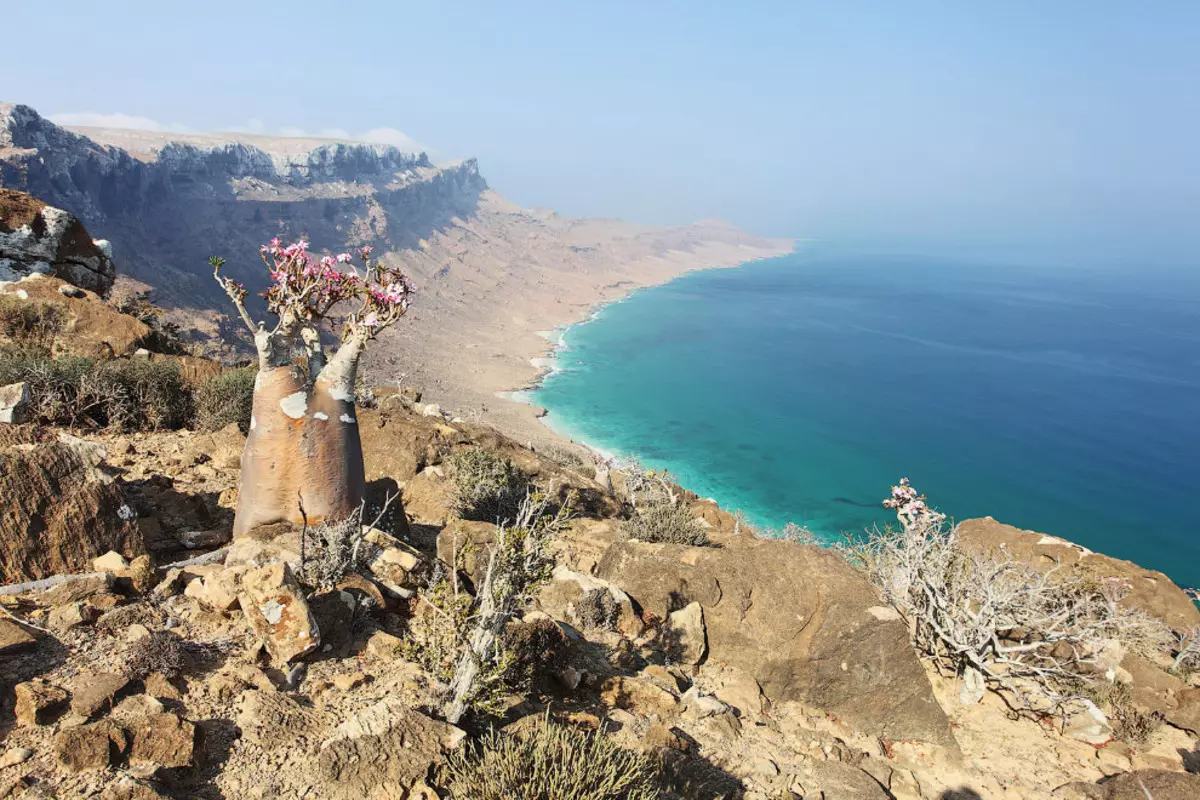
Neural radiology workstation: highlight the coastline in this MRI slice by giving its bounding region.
[497,248,795,457]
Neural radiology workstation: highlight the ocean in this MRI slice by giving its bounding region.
[530,249,1200,591]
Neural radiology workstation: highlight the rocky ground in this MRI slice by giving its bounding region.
[2,182,1199,799]
[1,394,1198,799]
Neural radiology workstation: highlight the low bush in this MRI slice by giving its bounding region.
[0,296,65,347]
[193,367,257,432]
[622,502,708,546]
[440,714,661,800]
[448,447,529,524]
[124,630,187,680]
[0,347,192,430]
[407,491,574,722]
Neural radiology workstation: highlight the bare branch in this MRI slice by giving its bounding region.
[210,256,260,335]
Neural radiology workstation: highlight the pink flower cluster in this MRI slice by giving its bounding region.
[883,478,947,529]
[257,237,412,335]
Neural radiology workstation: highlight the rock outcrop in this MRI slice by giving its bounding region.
[0,426,143,583]
[593,533,959,749]
[958,517,1200,630]
[0,188,116,294]
[0,103,478,313]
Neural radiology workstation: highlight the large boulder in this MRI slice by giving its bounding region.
[0,188,116,294]
[1,274,151,358]
[594,535,957,749]
[317,697,464,799]
[238,561,321,664]
[0,427,143,583]
[958,517,1200,630]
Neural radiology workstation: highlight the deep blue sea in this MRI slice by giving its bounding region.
[530,249,1200,591]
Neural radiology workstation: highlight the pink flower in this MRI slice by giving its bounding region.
[358,246,374,259]
[336,253,352,263]
[363,312,380,328]
[270,238,281,248]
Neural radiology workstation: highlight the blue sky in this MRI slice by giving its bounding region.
[4,2,1198,265]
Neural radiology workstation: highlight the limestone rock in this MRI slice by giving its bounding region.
[128,712,197,769]
[54,720,128,773]
[402,468,454,525]
[49,600,99,631]
[317,697,465,799]
[665,601,707,665]
[698,663,764,719]
[0,427,142,583]
[599,675,680,719]
[1063,700,1113,746]
[1053,770,1200,799]
[363,527,426,598]
[69,671,131,718]
[41,572,113,605]
[184,568,242,612]
[0,749,32,769]
[236,689,323,750]
[239,561,320,664]
[0,382,30,424]
[99,777,170,800]
[14,679,69,726]
[791,760,893,800]
[538,564,644,637]
[595,535,957,749]
[0,188,116,294]
[958,517,1200,630]
[0,618,37,655]
[93,550,130,572]
[123,555,157,596]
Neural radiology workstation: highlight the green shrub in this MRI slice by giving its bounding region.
[440,715,661,800]
[193,368,257,432]
[0,347,191,431]
[622,502,709,546]
[0,296,65,347]
[448,447,529,524]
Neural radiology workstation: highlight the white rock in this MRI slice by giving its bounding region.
[92,551,130,572]
[0,382,32,424]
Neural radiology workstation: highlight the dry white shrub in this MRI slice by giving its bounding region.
[1174,625,1200,673]
[845,478,1173,714]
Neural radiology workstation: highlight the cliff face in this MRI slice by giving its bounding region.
[0,103,484,312]
[0,101,794,439]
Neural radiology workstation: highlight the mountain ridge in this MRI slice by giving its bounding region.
[0,102,793,440]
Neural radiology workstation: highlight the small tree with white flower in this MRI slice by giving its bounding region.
[210,239,412,535]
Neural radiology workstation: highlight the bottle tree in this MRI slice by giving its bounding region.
[210,239,412,536]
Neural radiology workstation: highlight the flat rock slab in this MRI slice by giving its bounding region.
[595,535,958,750]
[0,618,37,654]
[317,697,464,799]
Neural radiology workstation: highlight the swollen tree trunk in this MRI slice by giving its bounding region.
[233,326,368,537]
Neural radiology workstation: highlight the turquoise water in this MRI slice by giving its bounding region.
[532,249,1200,591]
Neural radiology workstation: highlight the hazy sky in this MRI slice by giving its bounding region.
[5,2,1198,265]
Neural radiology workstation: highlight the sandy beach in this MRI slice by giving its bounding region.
[361,189,793,449]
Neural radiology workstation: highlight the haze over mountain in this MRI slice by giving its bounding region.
[5,2,1199,267]
[0,102,790,437]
